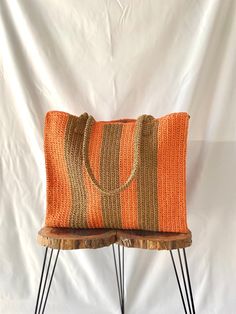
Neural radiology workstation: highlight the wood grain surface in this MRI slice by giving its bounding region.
[37,227,192,250]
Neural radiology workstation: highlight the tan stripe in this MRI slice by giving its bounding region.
[83,123,104,228]
[136,120,158,231]
[119,122,139,229]
[64,114,88,228]
[100,124,123,228]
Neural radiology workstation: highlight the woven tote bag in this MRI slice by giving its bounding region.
[43,111,190,233]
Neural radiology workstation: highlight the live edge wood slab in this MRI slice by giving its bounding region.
[37,227,192,251]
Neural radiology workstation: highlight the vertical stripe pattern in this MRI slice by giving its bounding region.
[100,124,123,229]
[119,123,139,229]
[64,114,88,228]
[83,123,104,228]
[44,112,72,227]
[136,120,158,230]
[157,113,188,233]
[44,111,189,233]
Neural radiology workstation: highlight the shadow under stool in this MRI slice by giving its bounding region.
[34,227,195,314]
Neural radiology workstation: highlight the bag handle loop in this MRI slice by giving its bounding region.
[82,114,154,196]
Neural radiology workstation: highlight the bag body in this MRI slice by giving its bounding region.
[44,111,190,233]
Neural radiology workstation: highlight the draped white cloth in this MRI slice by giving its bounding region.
[1,0,236,313]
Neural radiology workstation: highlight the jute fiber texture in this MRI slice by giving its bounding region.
[44,111,190,232]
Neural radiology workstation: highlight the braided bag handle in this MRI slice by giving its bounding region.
[82,114,154,196]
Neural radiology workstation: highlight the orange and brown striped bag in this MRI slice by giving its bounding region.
[44,111,190,233]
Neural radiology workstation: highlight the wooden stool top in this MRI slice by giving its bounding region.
[37,227,192,251]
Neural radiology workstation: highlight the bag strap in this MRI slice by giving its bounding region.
[82,114,154,196]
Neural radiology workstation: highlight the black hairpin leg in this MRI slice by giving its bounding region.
[183,248,196,314]
[170,249,195,314]
[34,247,60,314]
[112,244,125,314]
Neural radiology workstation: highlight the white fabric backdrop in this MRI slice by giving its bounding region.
[1,0,236,313]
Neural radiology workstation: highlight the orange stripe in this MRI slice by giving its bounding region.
[44,112,72,227]
[157,113,189,232]
[83,123,104,228]
[119,123,138,229]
